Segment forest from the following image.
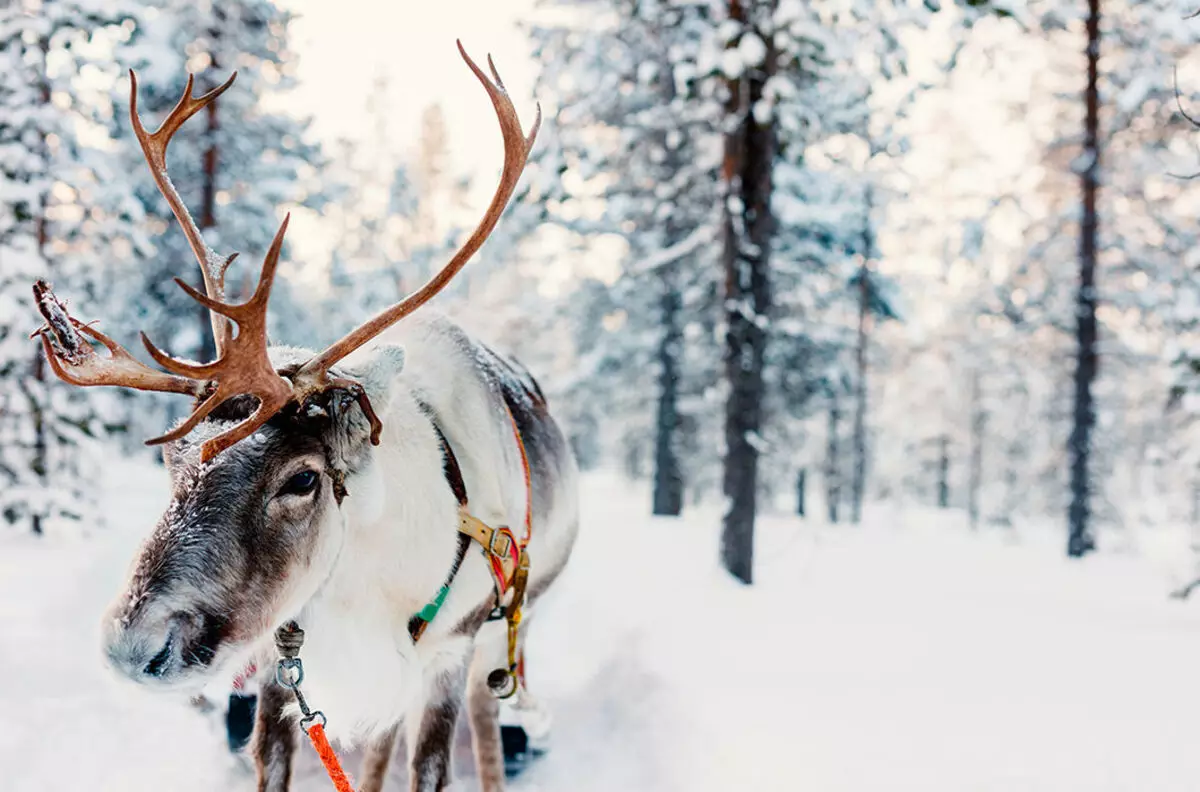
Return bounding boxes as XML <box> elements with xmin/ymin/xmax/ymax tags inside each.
<box><xmin>4</xmin><ymin>0</ymin><xmax>1200</xmax><ymax>789</ymax></box>
<box><xmin>4</xmin><ymin>0</ymin><xmax>1199</xmax><ymax>571</ymax></box>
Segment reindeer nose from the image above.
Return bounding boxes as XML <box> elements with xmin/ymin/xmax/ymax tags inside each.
<box><xmin>101</xmin><ymin>607</ymin><xmax>190</xmax><ymax>683</ymax></box>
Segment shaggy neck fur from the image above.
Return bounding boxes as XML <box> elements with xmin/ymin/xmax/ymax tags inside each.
<box><xmin>272</xmin><ymin>386</ymin><xmax>500</xmax><ymax>742</ymax></box>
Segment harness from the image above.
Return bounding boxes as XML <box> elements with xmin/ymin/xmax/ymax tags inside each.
<box><xmin>405</xmin><ymin>417</ymin><xmax>530</xmax><ymax>652</ymax></box>
<box><xmin>273</xmin><ymin>401</ymin><xmax>534</xmax><ymax>790</ymax></box>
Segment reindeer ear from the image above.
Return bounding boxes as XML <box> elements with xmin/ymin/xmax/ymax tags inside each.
<box><xmin>324</xmin><ymin>344</ymin><xmax>406</xmax><ymax>470</ymax></box>
<box><xmin>348</xmin><ymin>344</ymin><xmax>405</xmax><ymax>405</ymax></box>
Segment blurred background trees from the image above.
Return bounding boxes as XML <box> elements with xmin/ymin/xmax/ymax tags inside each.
<box><xmin>4</xmin><ymin>0</ymin><xmax>1200</xmax><ymax>581</ymax></box>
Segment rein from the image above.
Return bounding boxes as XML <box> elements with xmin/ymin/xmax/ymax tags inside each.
<box><xmin>274</xmin><ymin>623</ymin><xmax>354</xmax><ymax>792</ymax></box>
<box><xmin>272</xmin><ymin>401</ymin><xmax>535</xmax><ymax>791</ymax></box>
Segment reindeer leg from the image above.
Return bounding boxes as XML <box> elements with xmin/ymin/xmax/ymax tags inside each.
<box><xmin>252</xmin><ymin>681</ymin><xmax>297</xmax><ymax>792</ymax></box>
<box><xmin>466</xmin><ymin>652</ymin><xmax>506</xmax><ymax>792</ymax></box>
<box><xmin>406</xmin><ymin>667</ymin><xmax>467</xmax><ymax>792</ymax></box>
<box><xmin>359</xmin><ymin>724</ymin><xmax>400</xmax><ymax>792</ymax></box>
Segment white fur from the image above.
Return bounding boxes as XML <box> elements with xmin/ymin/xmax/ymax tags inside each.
<box><xmin>266</xmin><ymin>314</ymin><xmax>579</xmax><ymax>744</ymax></box>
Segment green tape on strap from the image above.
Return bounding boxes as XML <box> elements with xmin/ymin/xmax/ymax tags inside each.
<box><xmin>417</xmin><ymin>585</ymin><xmax>451</xmax><ymax>623</ymax></box>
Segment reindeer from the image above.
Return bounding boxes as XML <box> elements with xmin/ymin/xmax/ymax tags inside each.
<box><xmin>31</xmin><ymin>43</ymin><xmax>578</xmax><ymax>792</ymax></box>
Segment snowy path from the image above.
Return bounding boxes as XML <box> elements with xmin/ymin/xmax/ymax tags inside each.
<box><xmin>4</xmin><ymin>460</ymin><xmax>1200</xmax><ymax>790</ymax></box>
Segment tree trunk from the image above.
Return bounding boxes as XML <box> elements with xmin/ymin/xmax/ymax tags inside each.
<box><xmin>623</xmin><ymin>436</ymin><xmax>643</xmax><ymax>480</ymax></box>
<box><xmin>651</xmin><ymin>47</ymin><xmax>685</xmax><ymax>518</ymax></box>
<box><xmin>796</xmin><ymin>468</ymin><xmax>806</xmax><ymax>517</ymax></box>
<box><xmin>827</xmin><ymin>398</ymin><xmax>840</xmax><ymax>524</ymax></box>
<box><xmin>652</xmin><ymin>268</ymin><xmax>684</xmax><ymax>516</ymax></box>
<box><xmin>720</xmin><ymin>0</ymin><xmax>775</xmax><ymax>585</ymax></box>
<box><xmin>968</xmin><ymin>374</ymin><xmax>985</xmax><ymax>529</ymax></box>
<box><xmin>196</xmin><ymin>26</ymin><xmax>223</xmax><ymax>364</ymax></box>
<box><xmin>1068</xmin><ymin>0</ymin><xmax>1100</xmax><ymax>558</ymax></box>
<box><xmin>937</xmin><ymin>435</ymin><xmax>950</xmax><ymax>509</ymax></box>
<box><xmin>30</xmin><ymin>19</ymin><xmax>51</xmax><ymax>536</ymax></box>
<box><xmin>850</xmin><ymin>204</ymin><xmax>872</xmax><ymax>524</ymax></box>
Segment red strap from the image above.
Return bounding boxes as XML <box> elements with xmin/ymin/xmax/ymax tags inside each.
<box><xmin>306</xmin><ymin>722</ymin><xmax>355</xmax><ymax>792</ymax></box>
<box><xmin>503</xmin><ymin>403</ymin><xmax>534</xmax><ymax>546</ymax></box>
<box><xmin>488</xmin><ymin>526</ymin><xmax>520</xmax><ymax>592</ymax></box>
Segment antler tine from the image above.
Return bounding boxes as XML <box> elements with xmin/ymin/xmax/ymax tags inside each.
<box><xmin>170</xmin><ymin>214</ymin><xmax>287</xmax><ymax>322</ymax></box>
<box><xmin>31</xmin><ymin>281</ymin><xmax>199</xmax><ymax>397</ymax></box>
<box><xmin>36</xmin><ymin>46</ymin><xmax>537</xmax><ymax>463</ymax></box>
<box><xmin>294</xmin><ymin>42</ymin><xmax>540</xmax><ymax>390</ymax></box>
<box><xmin>35</xmin><ymin>73</ymin><xmax>296</xmax><ymax>463</ymax></box>
<box><xmin>162</xmin><ymin>386</ymin><xmax>292</xmax><ymax>461</ymax></box>
<box><xmin>146</xmin><ymin>387</ymin><xmax>228</xmax><ymax>446</ymax></box>
<box><xmin>139</xmin><ymin>216</ymin><xmax>295</xmax><ymax>462</ymax></box>
<box><xmin>130</xmin><ymin>69</ymin><xmax>238</xmax><ymax>357</ymax></box>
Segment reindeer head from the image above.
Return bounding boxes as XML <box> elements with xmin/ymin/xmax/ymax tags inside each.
<box><xmin>32</xmin><ymin>43</ymin><xmax>538</xmax><ymax>690</ymax></box>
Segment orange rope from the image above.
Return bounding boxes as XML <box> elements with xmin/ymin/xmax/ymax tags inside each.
<box><xmin>306</xmin><ymin>722</ymin><xmax>355</xmax><ymax>792</ymax></box>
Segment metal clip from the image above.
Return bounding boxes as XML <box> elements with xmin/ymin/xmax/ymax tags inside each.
<box><xmin>275</xmin><ymin>656</ymin><xmax>304</xmax><ymax>689</ymax></box>
<box><xmin>299</xmin><ymin>709</ymin><xmax>327</xmax><ymax>733</ymax></box>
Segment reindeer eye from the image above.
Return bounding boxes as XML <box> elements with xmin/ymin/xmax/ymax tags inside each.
<box><xmin>279</xmin><ymin>470</ymin><xmax>319</xmax><ymax>497</ymax></box>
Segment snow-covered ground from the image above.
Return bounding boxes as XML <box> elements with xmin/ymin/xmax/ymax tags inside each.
<box><xmin>5</xmin><ymin>458</ymin><xmax>1200</xmax><ymax>791</ymax></box>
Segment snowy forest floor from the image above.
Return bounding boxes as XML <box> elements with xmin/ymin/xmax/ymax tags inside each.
<box><xmin>5</xmin><ymin>459</ymin><xmax>1200</xmax><ymax>791</ymax></box>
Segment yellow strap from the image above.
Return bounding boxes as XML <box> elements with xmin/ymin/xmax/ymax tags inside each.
<box><xmin>456</xmin><ymin>507</ymin><xmax>518</xmax><ymax>590</ymax></box>
<box><xmin>455</xmin><ymin>507</ymin><xmax>531</xmax><ymax>701</ymax></box>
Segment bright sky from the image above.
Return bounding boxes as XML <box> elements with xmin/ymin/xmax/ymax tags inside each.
<box><xmin>278</xmin><ymin>0</ymin><xmax>537</xmax><ymax>177</ymax></box>
<box><xmin>271</xmin><ymin>0</ymin><xmax>538</xmax><ymax>274</ymax></box>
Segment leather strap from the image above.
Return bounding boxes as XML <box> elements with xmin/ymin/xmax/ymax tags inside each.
<box><xmin>458</xmin><ymin>509</ymin><xmax>520</xmax><ymax>592</ymax></box>
<box><xmin>407</xmin><ymin>419</ymin><xmax>472</xmax><ymax>643</ymax></box>
<box><xmin>431</xmin><ymin>421</ymin><xmax>468</xmax><ymax>508</ymax></box>
<box><xmin>407</xmin><ymin>403</ymin><xmax>528</xmax><ymax>643</ymax></box>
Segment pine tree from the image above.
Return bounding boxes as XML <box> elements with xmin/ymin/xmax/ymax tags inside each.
<box><xmin>0</xmin><ymin>0</ymin><xmax>145</xmax><ymax>532</ymax></box>
<box><xmin>528</xmin><ymin>0</ymin><xmax>723</xmax><ymax>509</ymax></box>
<box><xmin>113</xmin><ymin>0</ymin><xmax>330</xmax><ymax>377</ymax></box>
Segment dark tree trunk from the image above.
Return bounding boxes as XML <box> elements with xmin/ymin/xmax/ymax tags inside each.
<box><xmin>968</xmin><ymin>374</ymin><xmax>986</xmax><ymax>529</ymax></box>
<box><xmin>29</xmin><ymin>353</ymin><xmax>46</xmax><ymax>536</ymax></box>
<box><xmin>826</xmin><ymin>398</ymin><xmax>841</xmax><ymax>524</ymax></box>
<box><xmin>1068</xmin><ymin>0</ymin><xmax>1100</xmax><ymax>558</ymax></box>
<box><xmin>201</xmin><ymin>99</ymin><xmax>218</xmax><ymax>232</ymax></box>
<box><xmin>623</xmin><ymin>437</ymin><xmax>644</xmax><ymax>480</ymax></box>
<box><xmin>651</xmin><ymin>47</ymin><xmax>685</xmax><ymax>518</ymax></box>
<box><xmin>652</xmin><ymin>269</ymin><xmax>684</xmax><ymax>516</ymax></box>
<box><xmin>937</xmin><ymin>435</ymin><xmax>950</xmax><ymax>509</ymax></box>
<box><xmin>720</xmin><ymin>0</ymin><xmax>775</xmax><ymax>585</ymax></box>
<box><xmin>796</xmin><ymin>468</ymin><xmax>806</xmax><ymax>517</ymax></box>
<box><xmin>850</xmin><ymin>211</ymin><xmax>871</xmax><ymax>524</ymax></box>
<box><xmin>30</xmin><ymin>22</ymin><xmax>51</xmax><ymax>536</ymax></box>
<box><xmin>195</xmin><ymin>33</ymin><xmax>222</xmax><ymax>364</ymax></box>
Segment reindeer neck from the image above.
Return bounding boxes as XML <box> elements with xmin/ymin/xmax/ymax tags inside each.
<box><xmin>311</xmin><ymin>388</ymin><xmax>464</xmax><ymax>624</ymax></box>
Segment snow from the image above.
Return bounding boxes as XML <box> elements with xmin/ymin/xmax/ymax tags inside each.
<box><xmin>6</xmin><ymin>459</ymin><xmax>1200</xmax><ymax>791</ymax></box>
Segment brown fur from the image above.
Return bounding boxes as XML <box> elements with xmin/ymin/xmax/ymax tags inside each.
<box><xmin>408</xmin><ymin>670</ymin><xmax>467</xmax><ymax>792</ymax></box>
<box><xmin>253</xmin><ymin>682</ymin><xmax>298</xmax><ymax>792</ymax></box>
<box><xmin>466</xmin><ymin>657</ymin><xmax>506</xmax><ymax>792</ymax></box>
<box><xmin>359</xmin><ymin>725</ymin><xmax>399</xmax><ymax>792</ymax></box>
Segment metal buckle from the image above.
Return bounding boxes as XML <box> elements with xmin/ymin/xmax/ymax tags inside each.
<box><xmin>488</xmin><ymin>527</ymin><xmax>513</xmax><ymax>559</ymax></box>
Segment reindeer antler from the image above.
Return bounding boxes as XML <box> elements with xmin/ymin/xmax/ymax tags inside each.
<box><xmin>130</xmin><ymin>70</ymin><xmax>239</xmax><ymax>356</ymax></box>
<box><xmin>291</xmin><ymin>41</ymin><xmax>541</xmax><ymax>396</ymax></box>
<box><xmin>33</xmin><ymin>42</ymin><xmax>538</xmax><ymax>463</ymax></box>
<box><xmin>138</xmin><ymin>217</ymin><xmax>294</xmax><ymax>456</ymax></box>
<box><xmin>32</xmin><ymin>281</ymin><xmax>200</xmax><ymax>397</ymax></box>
